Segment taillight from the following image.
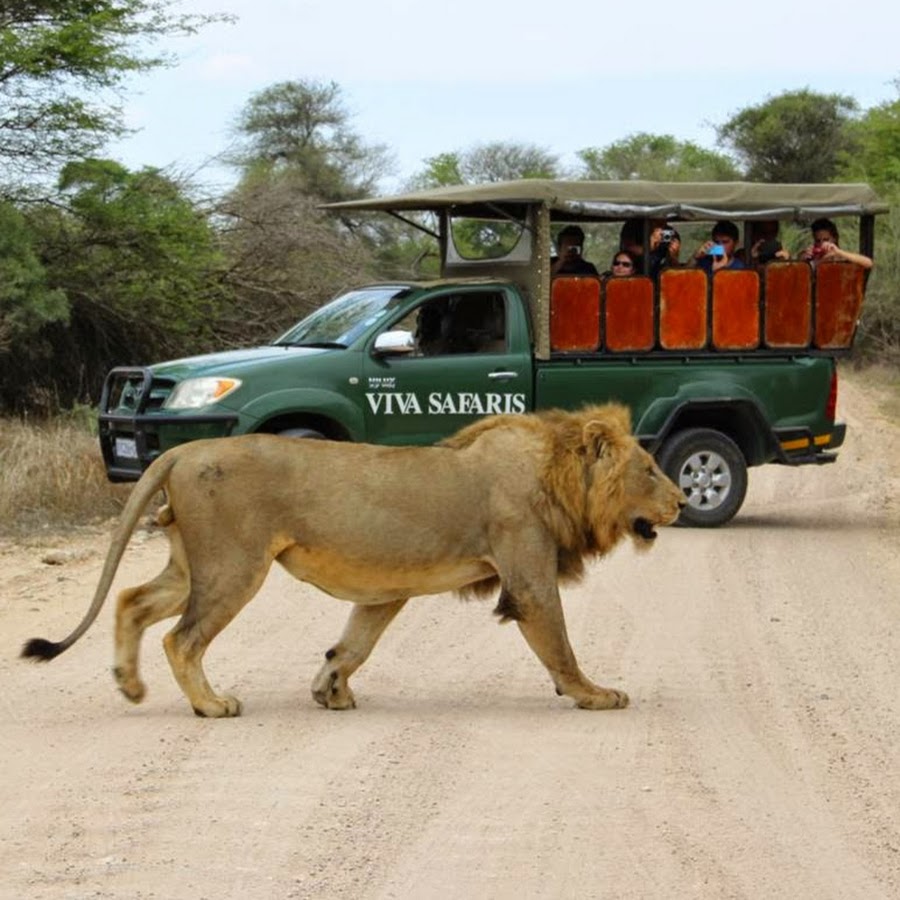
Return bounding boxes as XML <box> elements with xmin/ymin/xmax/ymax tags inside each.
<box><xmin>826</xmin><ymin>366</ymin><xmax>838</xmax><ymax>421</ymax></box>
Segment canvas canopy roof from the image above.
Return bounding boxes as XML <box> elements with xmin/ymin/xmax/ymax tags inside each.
<box><xmin>323</xmin><ymin>179</ymin><xmax>888</xmax><ymax>221</ymax></box>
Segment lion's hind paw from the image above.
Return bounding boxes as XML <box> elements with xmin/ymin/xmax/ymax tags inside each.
<box><xmin>311</xmin><ymin>670</ymin><xmax>357</xmax><ymax>710</ymax></box>
<box><xmin>113</xmin><ymin>667</ymin><xmax>146</xmax><ymax>704</ymax></box>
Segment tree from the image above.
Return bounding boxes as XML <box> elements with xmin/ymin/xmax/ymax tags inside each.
<box><xmin>839</xmin><ymin>79</ymin><xmax>900</xmax><ymax>187</ymax></box>
<box><xmin>0</xmin><ymin>158</ymin><xmax>231</xmax><ymax>410</ymax></box>
<box><xmin>577</xmin><ymin>133</ymin><xmax>739</xmax><ymax>181</ymax></box>
<box><xmin>716</xmin><ymin>89</ymin><xmax>860</xmax><ymax>183</ymax></box>
<box><xmin>0</xmin><ymin>202</ymin><xmax>67</xmax><ymax>353</ymax></box>
<box><xmin>835</xmin><ymin>79</ymin><xmax>900</xmax><ymax>362</ymax></box>
<box><xmin>0</xmin><ymin>1</ymin><xmax>225</xmax><ymax>188</ymax></box>
<box><xmin>214</xmin><ymin>166</ymin><xmax>379</xmax><ymax>345</ymax></box>
<box><xmin>231</xmin><ymin>80</ymin><xmax>393</xmax><ymax>202</ymax></box>
<box><xmin>405</xmin><ymin>142</ymin><xmax>559</xmax><ymax>263</ymax></box>
<box><xmin>51</xmin><ymin>157</ymin><xmax>226</xmax><ymax>343</ymax></box>
<box><xmin>414</xmin><ymin>141</ymin><xmax>560</xmax><ymax>188</ymax></box>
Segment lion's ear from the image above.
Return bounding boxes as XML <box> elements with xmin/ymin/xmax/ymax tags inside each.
<box><xmin>582</xmin><ymin>420</ymin><xmax>614</xmax><ymax>459</ymax></box>
<box><xmin>581</xmin><ymin>405</ymin><xmax>632</xmax><ymax>460</ymax></box>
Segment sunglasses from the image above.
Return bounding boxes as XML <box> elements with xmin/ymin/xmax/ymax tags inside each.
<box><xmin>613</xmin><ymin>260</ymin><xmax>633</xmax><ymax>267</ymax></box>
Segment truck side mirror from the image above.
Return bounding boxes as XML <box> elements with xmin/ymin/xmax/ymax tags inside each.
<box><xmin>372</xmin><ymin>330</ymin><xmax>416</xmax><ymax>355</ymax></box>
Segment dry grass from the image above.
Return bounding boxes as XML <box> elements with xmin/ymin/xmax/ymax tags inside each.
<box><xmin>0</xmin><ymin>418</ymin><xmax>132</xmax><ymax>537</ymax></box>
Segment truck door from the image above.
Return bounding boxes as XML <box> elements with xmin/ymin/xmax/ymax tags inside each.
<box><xmin>361</xmin><ymin>287</ymin><xmax>533</xmax><ymax>445</ymax></box>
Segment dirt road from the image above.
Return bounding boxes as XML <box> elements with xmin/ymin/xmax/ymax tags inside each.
<box><xmin>1</xmin><ymin>373</ymin><xmax>898</xmax><ymax>899</ymax></box>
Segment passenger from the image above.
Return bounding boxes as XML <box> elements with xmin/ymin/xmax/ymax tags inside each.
<box><xmin>619</xmin><ymin>219</ymin><xmax>645</xmax><ymax>263</ymax></box>
<box><xmin>799</xmin><ymin>218</ymin><xmax>873</xmax><ymax>269</ymax></box>
<box><xmin>691</xmin><ymin>220</ymin><xmax>745</xmax><ymax>273</ymax></box>
<box><xmin>551</xmin><ymin>225</ymin><xmax>599</xmax><ymax>276</ymax></box>
<box><xmin>649</xmin><ymin>226</ymin><xmax>682</xmax><ymax>274</ymax></box>
<box><xmin>604</xmin><ymin>250</ymin><xmax>638</xmax><ymax>278</ymax></box>
<box><xmin>617</xmin><ymin>218</ymin><xmax>661</xmax><ymax>271</ymax></box>
<box><xmin>747</xmin><ymin>220</ymin><xmax>790</xmax><ymax>264</ymax></box>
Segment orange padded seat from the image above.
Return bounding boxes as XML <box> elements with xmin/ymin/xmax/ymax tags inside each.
<box><xmin>659</xmin><ymin>268</ymin><xmax>708</xmax><ymax>350</ymax></box>
<box><xmin>764</xmin><ymin>262</ymin><xmax>812</xmax><ymax>348</ymax></box>
<box><xmin>550</xmin><ymin>276</ymin><xmax>601</xmax><ymax>351</ymax></box>
<box><xmin>814</xmin><ymin>261</ymin><xmax>866</xmax><ymax>349</ymax></box>
<box><xmin>604</xmin><ymin>277</ymin><xmax>654</xmax><ymax>352</ymax></box>
<box><xmin>712</xmin><ymin>269</ymin><xmax>760</xmax><ymax>350</ymax></box>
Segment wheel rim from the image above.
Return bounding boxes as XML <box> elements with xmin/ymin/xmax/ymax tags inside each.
<box><xmin>677</xmin><ymin>450</ymin><xmax>732</xmax><ymax>511</ymax></box>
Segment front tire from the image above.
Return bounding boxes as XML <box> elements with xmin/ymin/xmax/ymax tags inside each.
<box><xmin>658</xmin><ymin>428</ymin><xmax>748</xmax><ymax>528</ymax></box>
<box><xmin>275</xmin><ymin>427</ymin><xmax>326</xmax><ymax>439</ymax></box>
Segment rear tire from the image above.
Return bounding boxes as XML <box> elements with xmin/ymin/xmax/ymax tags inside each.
<box><xmin>658</xmin><ymin>428</ymin><xmax>747</xmax><ymax>528</ymax></box>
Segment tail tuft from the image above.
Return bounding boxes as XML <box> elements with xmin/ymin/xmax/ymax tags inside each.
<box><xmin>21</xmin><ymin>638</ymin><xmax>65</xmax><ymax>661</ymax></box>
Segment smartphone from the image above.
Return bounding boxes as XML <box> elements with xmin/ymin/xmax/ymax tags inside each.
<box><xmin>708</xmin><ymin>243</ymin><xmax>725</xmax><ymax>257</ymax></box>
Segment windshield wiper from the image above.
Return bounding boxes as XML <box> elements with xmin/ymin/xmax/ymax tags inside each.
<box><xmin>276</xmin><ymin>340</ymin><xmax>347</xmax><ymax>349</ymax></box>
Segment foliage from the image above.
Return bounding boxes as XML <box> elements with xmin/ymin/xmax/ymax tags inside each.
<box><xmin>839</xmin><ymin>81</ymin><xmax>900</xmax><ymax>188</ymax></box>
<box><xmin>716</xmin><ymin>89</ymin><xmax>860</xmax><ymax>183</ymax></box>
<box><xmin>415</xmin><ymin>141</ymin><xmax>559</xmax><ymax>188</ymax></box>
<box><xmin>0</xmin><ymin>159</ymin><xmax>229</xmax><ymax>412</ymax></box>
<box><xmin>852</xmin><ymin>187</ymin><xmax>900</xmax><ymax>363</ymax></box>
<box><xmin>52</xmin><ymin>157</ymin><xmax>226</xmax><ymax>343</ymax></box>
<box><xmin>0</xmin><ymin>0</ymin><xmax>226</xmax><ymax>189</ymax></box>
<box><xmin>0</xmin><ymin>201</ymin><xmax>68</xmax><ymax>352</ymax></box>
<box><xmin>578</xmin><ymin>133</ymin><xmax>739</xmax><ymax>181</ymax></box>
<box><xmin>231</xmin><ymin>80</ymin><xmax>393</xmax><ymax>202</ymax></box>
<box><xmin>213</xmin><ymin>165</ymin><xmax>379</xmax><ymax>345</ymax></box>
<box><xmin>834</xmin><ymin>81</ymin><xmax>900</xmax><ymax>362</ymax></box>
<box><xmin>407</xmin><ymin>142</ymin><xmax>559</xmax><ymax>261</ymax></box>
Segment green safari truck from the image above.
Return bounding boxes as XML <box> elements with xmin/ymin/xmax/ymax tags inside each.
<box><xmin>98</xmin><ymin>180</ymin><xmax>886</xmax><ymax>526</ymax></box>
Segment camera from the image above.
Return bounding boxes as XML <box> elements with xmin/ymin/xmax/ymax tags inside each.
<box><xmin>659</xmin><ymin>229</ymin><xmax>676</xmax><ymax>243</ymax></box>
<box><xmin>566</xmin><ymin>245</ymin><xmax>582</xmax><ymax>257</ymax></box>
<box><xmin>708</xmin><ymin>243</ymin><xmax>725</xmax><ymax>257</ymax></box>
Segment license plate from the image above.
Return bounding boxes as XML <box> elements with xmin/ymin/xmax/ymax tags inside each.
<box><xmin>114</xmin><ymin>437</ymin><xmax>138</xmax><ymax>460</ymax></box>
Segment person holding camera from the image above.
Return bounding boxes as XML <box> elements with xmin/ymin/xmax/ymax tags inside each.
<box><xmin>747</xmin><ymin>219</ymin><xmax>791</xmax><ymax>265</ymax></box>
<box><xmin>798</xmin><ymin>218</ymin><xmax>872</xmax><ymax>269</ymax></box>
<box><xmin>649</xmin><ymin>226</ymin><xmax>682</xmax><ymax>276</ymax></box>
<box><xmin>551</xmin><ymin>225</ymin><xmax>599</xmax><ymax>276</ymax></box>
<box><xmin>691</xmin><ymin>220</ymin><xmax>745</xmax><ymax>273</ymax></box>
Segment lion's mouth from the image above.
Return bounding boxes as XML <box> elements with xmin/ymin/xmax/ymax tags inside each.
<box><xmin>632</xmin><ymin>517</ymin><xmax>658</xmax><ymax>540</ymax></box>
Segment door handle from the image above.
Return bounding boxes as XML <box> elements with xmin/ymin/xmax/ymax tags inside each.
<box><xmin>488</xmin><ymin>371</ymin><xmax>519</xmax><ymax>380</ymax></box>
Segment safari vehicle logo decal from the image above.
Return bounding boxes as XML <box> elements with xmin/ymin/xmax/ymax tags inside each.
<box><xmin>365</xmin><ymin>391</ymin><xmax>526</xmax><ymax>416</ymax></box>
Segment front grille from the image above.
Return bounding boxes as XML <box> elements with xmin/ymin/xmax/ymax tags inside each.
<box><xmin>101</xmin><ymin>367</ymin><xmax>175</xmax><ymax>415</ymax></box>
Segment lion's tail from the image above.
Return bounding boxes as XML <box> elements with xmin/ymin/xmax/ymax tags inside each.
<box><xmin>21</xmin><ymin>451</ymin><xmax>179</xmax><ymax>662</ymax></box>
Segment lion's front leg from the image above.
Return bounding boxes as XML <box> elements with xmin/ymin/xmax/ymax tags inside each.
<box><xmin>312</xmin><ymin>598</ymin><xmax>408</xmax><ymax>710</ymax></box>
<box><xmin>511</xmin><ymin>584</ymin><xmax>628</xmax><ymax>711</ymax></box>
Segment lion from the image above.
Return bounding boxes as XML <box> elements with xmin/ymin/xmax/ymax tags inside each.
<box><xmin>22</xmin><ymin>403</ymin><xmax>683</xmax><ymax>717</ymax></box>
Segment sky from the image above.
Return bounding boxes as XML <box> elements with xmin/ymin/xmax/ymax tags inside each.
<box><xmin>108</xmin><ymin>0</ymin><xmax>900</xmax><ymax>194</ymax></box>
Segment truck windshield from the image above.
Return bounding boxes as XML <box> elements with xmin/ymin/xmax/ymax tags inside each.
<box><xmin>275</xmin><ymin>286</ymin><xmax>412</xmax><ymax>347</ymax></box>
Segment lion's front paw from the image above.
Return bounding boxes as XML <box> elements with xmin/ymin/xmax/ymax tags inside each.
<box><xmin>575</xmin><ymin>688</ymin><xmax>629</xmax><ymax>710</ymax></box>
<box><xmin>311</xmin><ymin>669</ymin><xmax>357</xmax><ymax>710</ymax></box>
<box><xmin>191</xmin><ymin>694</ymin><xmax>243</xmax><ymax>718</ymax></box>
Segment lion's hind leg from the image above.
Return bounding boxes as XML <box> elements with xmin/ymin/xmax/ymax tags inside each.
<box><xmin>114</xmin><ymin>530</ymin><xmax>190</xmax><ymax>704</ymax></box>
<box><xmin>312</xmin><ymin>599</ymin><xmax>408</xmax><ymax>710</ymax></box>
<box><xmin>162</xmin><ymin>551</ymin><xmax>271</xmax><ymax>718</ymax></box>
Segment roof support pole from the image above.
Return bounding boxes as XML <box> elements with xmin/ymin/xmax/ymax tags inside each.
<box><xmin>533</xmin><ymin>203</ymin><xmax>552</xmax><ymax>360</ymax></box>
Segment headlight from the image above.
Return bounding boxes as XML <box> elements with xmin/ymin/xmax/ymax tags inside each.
<box><xmin>164</xmin><ymin>377</ymin><xmax>242</xmax><ymax>409</ymax></box>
